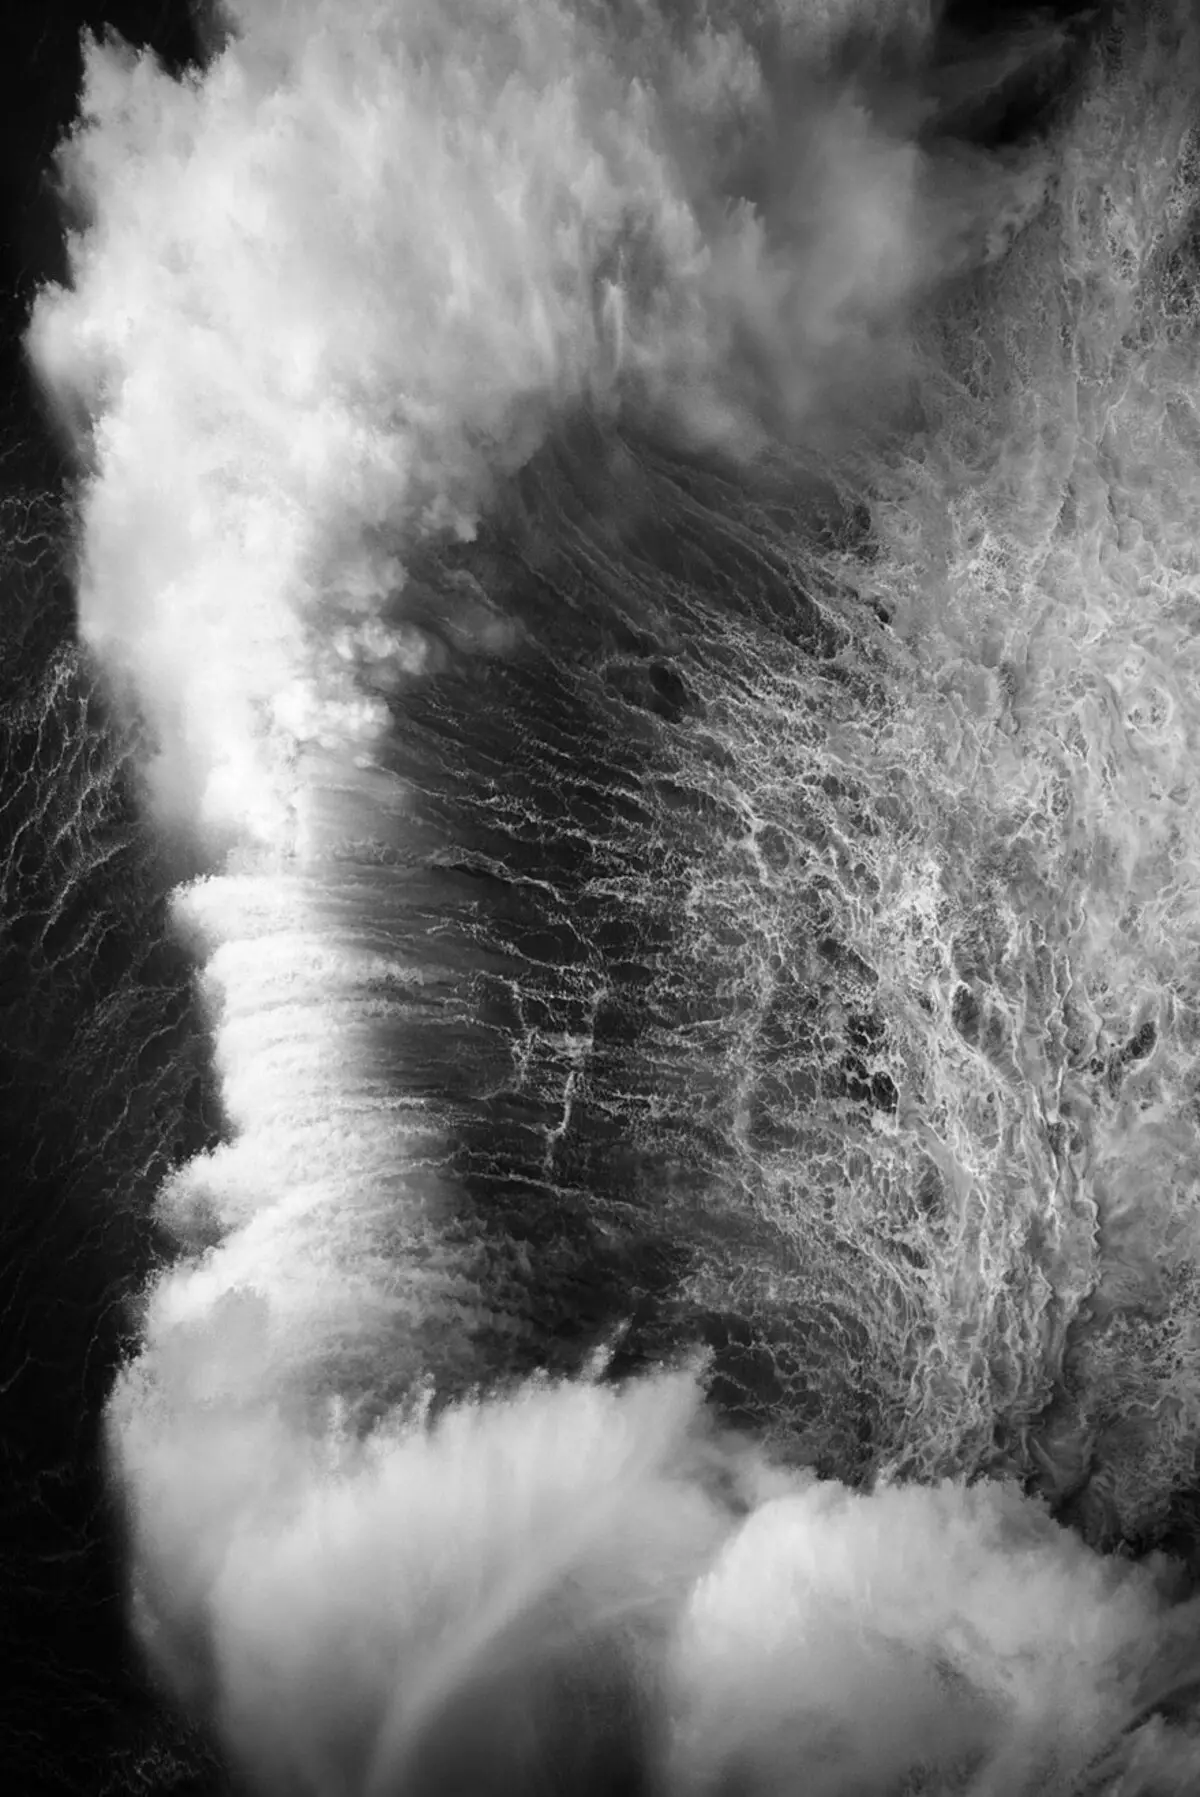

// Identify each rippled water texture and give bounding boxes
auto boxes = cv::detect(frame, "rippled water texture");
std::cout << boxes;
[19,0,1200,1790]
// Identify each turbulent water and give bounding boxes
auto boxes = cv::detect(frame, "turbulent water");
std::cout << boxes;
[16,0,1200,1790]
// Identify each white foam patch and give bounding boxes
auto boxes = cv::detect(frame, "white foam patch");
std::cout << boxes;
[671,1475,1190,1795]
[144,862,478,1409]
[108,1362,1200,1796]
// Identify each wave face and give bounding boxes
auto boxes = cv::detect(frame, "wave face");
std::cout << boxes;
[24,0,1200,1790]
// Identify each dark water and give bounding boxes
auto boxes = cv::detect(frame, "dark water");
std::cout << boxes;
[10,1,1200,1792]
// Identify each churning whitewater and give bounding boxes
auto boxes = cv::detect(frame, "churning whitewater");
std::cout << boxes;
[25,0,1200,1790]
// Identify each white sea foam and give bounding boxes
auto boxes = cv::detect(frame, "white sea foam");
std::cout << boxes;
[27,0,1200,1791]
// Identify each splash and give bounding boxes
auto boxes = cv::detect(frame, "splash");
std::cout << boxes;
[25,0,1200,1791]
[28,0,1043,843]
[108,1360,1200,1796]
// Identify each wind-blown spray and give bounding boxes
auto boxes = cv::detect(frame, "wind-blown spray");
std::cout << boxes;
[27,0,1200,1791]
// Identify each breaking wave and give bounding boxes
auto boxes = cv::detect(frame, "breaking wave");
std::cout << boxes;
[22,0,1200,1789]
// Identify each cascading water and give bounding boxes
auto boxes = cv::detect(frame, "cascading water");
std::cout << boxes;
[18,0,1200,1790]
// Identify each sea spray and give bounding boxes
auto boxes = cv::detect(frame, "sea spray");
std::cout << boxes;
[26,0,1200,1790]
